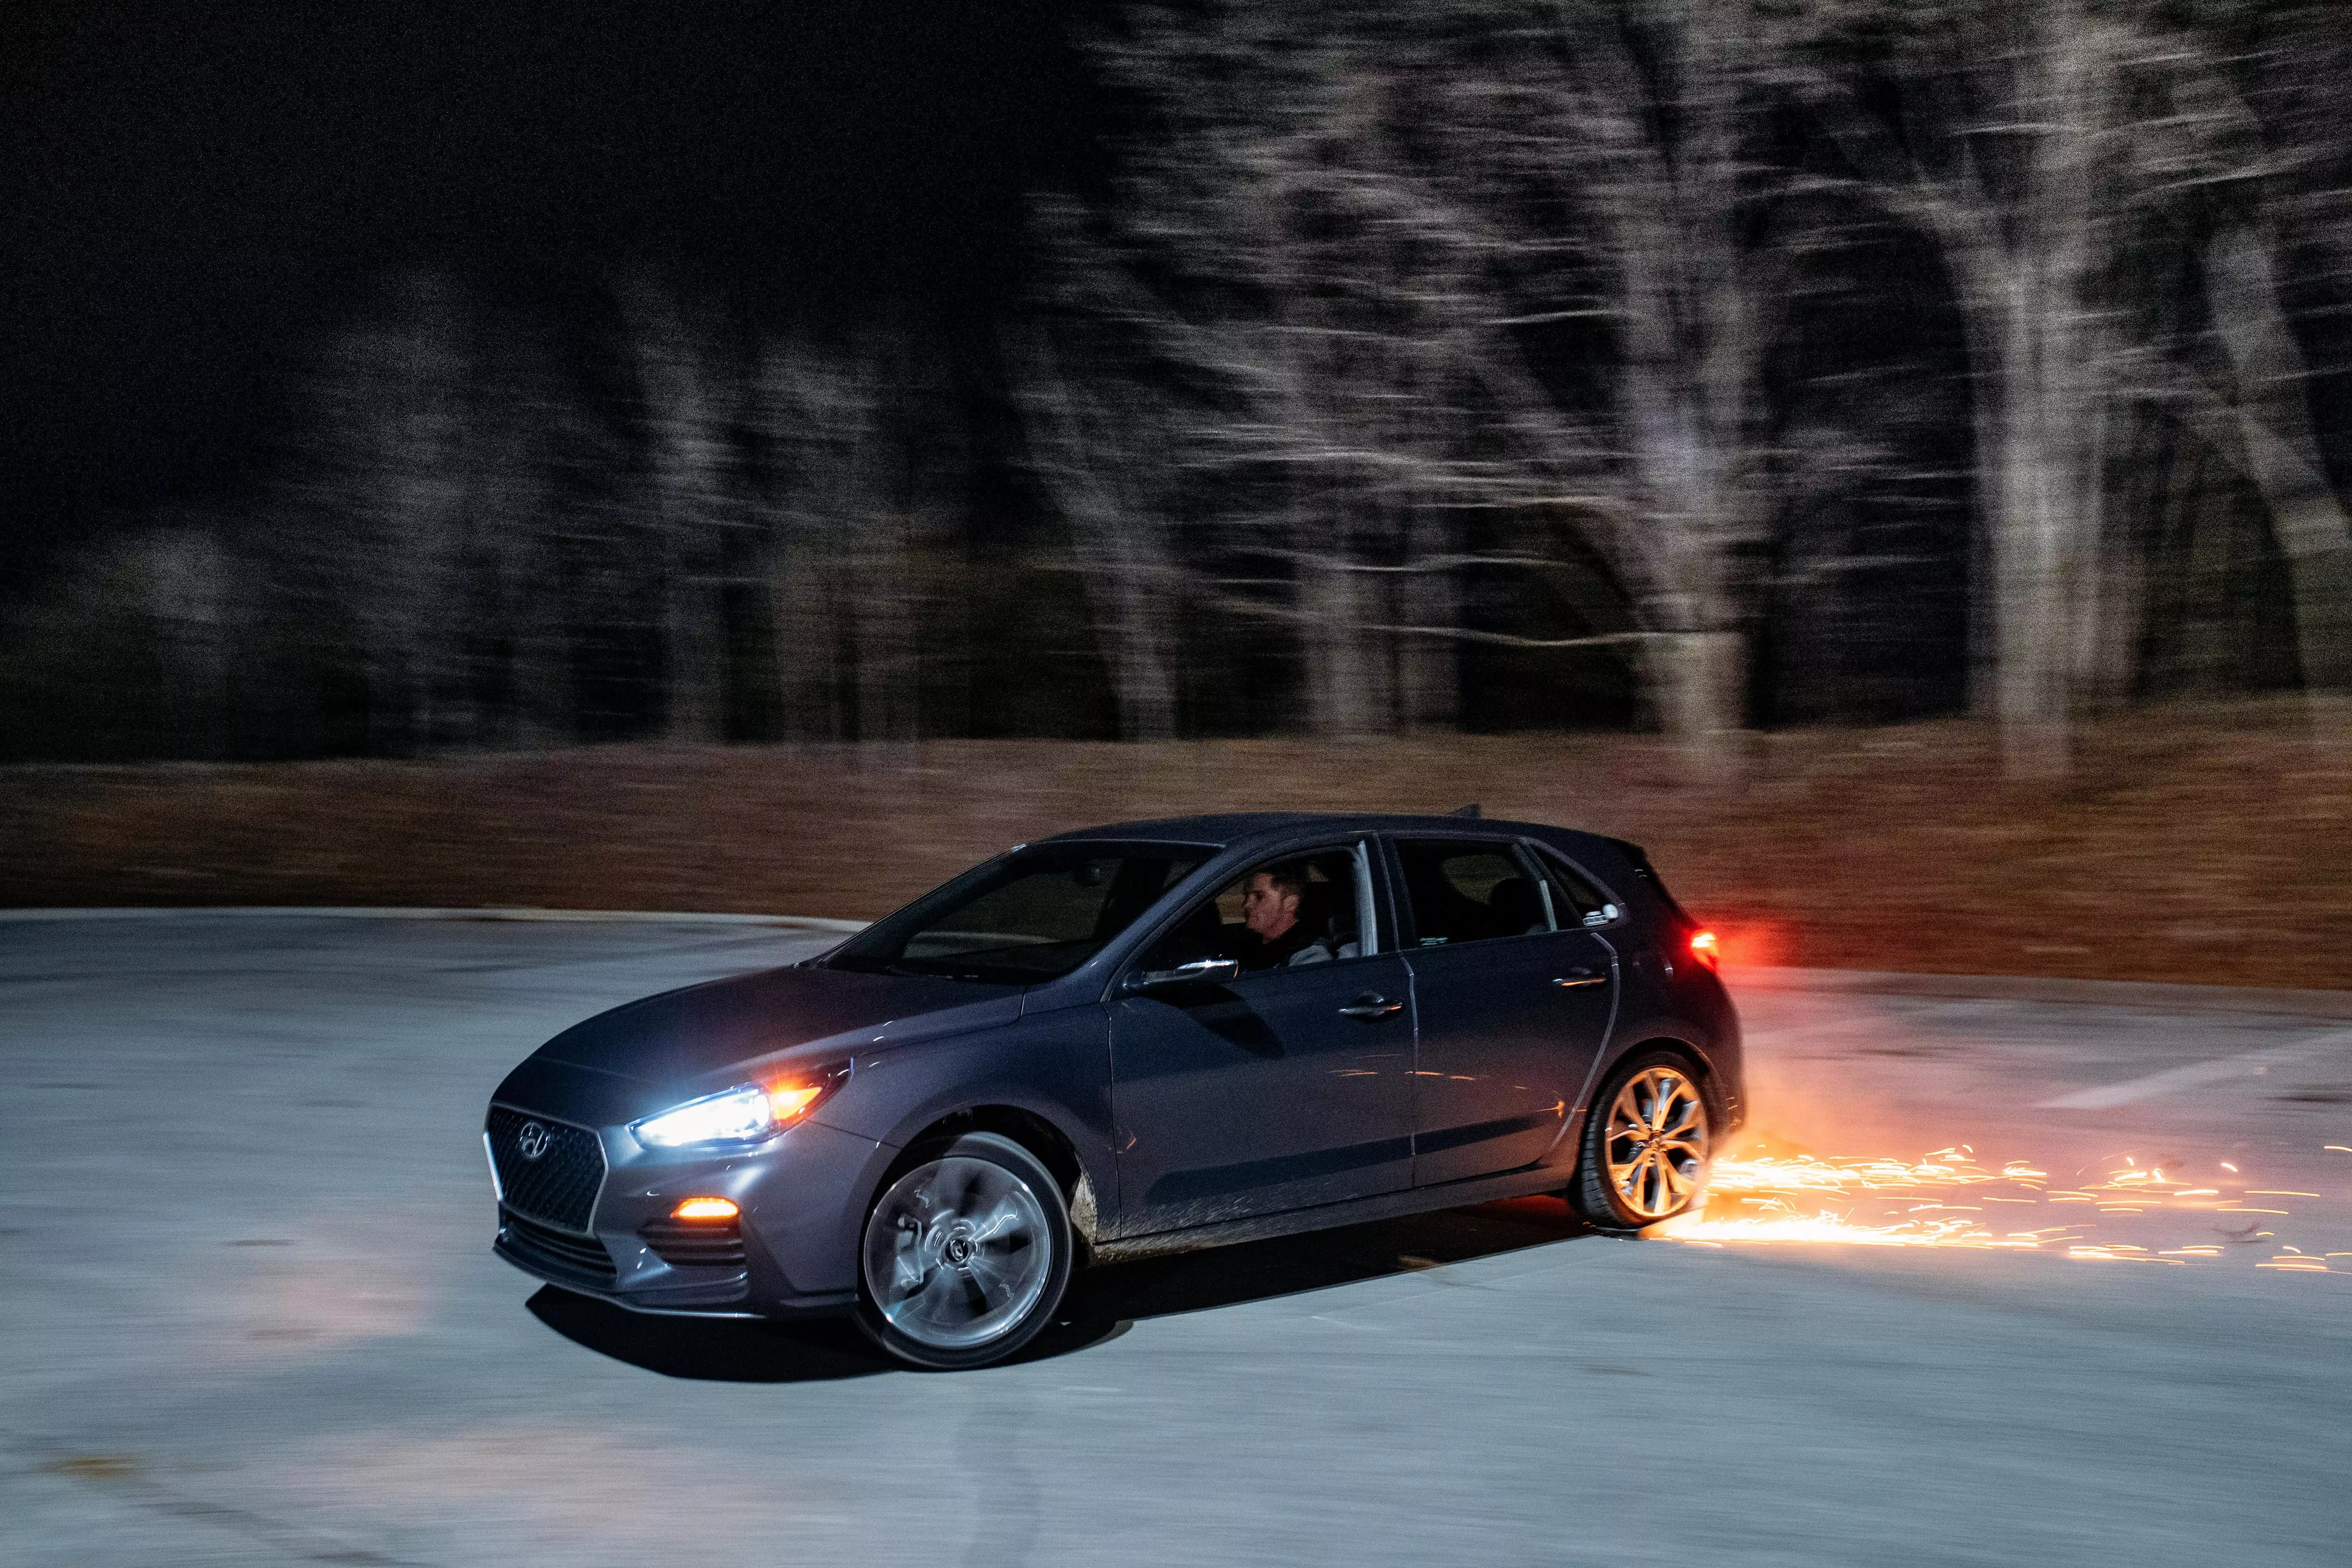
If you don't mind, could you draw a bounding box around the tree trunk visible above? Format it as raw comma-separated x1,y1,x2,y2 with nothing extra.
769,544,842,741
1302,544,1384,737
2001,270,2072,778
849,528,920,748
1620,353,1750,754
661,561,726,744
149,527,231,760
1647,629,1746,778
1097,534,1181,741
1394,501,1458,731
2206,225,2352,692
623,279,735,746
1957,238,2093,779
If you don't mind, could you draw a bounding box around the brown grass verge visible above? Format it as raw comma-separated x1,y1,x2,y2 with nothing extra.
4,696,2347,991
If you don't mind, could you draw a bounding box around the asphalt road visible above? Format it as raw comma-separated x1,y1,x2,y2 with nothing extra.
2,915,2347,1567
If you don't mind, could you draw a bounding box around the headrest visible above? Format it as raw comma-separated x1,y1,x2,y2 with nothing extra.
1487,876,1545,934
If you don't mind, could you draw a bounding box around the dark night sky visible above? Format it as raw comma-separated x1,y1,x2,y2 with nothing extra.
0,1,1094,587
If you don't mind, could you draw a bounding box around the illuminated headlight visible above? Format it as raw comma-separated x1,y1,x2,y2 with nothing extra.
629,1078,835,1150
632,1085,781,1149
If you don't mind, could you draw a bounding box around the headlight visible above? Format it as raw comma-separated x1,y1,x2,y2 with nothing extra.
629,1075,839,1150
633,1086,776,1148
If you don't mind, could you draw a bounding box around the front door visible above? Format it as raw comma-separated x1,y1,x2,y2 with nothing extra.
1107,846,1415,1235
1389,836,1617,1187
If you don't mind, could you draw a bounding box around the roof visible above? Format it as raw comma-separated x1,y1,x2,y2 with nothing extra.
1039,811,1595,852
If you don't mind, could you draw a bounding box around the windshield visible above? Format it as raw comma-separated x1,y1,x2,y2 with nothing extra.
828,843,1212,985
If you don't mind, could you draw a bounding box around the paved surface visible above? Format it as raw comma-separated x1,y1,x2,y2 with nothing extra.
2,916,2347,1567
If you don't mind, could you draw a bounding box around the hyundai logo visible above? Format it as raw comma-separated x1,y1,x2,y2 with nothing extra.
517,1121,552,1161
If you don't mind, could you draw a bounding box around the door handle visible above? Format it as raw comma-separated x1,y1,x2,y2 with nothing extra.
1553,969,1608,989
1337,993,1404,1019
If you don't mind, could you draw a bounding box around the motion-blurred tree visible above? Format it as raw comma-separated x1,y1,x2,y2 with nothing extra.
1011,199,1185,741
1424,0,1794,755
10,0,2352,765
756,316,963,746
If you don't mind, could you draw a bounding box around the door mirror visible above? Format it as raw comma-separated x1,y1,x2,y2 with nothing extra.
1126,956,1242,992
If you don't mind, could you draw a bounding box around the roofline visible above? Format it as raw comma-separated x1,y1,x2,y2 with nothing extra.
1036,811,1614,852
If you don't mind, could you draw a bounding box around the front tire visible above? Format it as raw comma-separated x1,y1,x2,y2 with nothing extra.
1571,1051,1712,1232
855,1131,1074,1370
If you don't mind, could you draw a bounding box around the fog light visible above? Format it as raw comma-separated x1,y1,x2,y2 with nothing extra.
672,1197,740,1221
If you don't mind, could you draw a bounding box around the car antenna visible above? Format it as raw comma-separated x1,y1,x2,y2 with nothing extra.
1447,803,1481,819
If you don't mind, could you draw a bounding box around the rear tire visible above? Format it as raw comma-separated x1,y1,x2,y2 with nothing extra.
854,1131,1074,1371
1571,1050,1712,1233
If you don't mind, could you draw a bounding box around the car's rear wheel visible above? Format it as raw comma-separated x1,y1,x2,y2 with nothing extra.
855,1131,1073,1370
1571,1051,1712,1232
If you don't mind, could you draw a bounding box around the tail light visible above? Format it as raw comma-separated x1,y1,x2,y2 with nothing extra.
1688,930,1720,970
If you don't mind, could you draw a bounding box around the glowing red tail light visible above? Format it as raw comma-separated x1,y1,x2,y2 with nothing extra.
1688,930,1720,970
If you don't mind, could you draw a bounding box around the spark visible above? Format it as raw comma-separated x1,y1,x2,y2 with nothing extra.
1649,1145,2332,1272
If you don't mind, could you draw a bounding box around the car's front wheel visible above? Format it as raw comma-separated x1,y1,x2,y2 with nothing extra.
1570,1051,1712,1232
855,1131,1073,1370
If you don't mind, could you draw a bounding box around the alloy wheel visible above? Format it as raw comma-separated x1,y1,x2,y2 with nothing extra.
1602,1065,1710,1222
862,1153,1055,1353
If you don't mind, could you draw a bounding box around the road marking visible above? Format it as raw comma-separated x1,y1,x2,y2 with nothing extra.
2036,1028,2352,1109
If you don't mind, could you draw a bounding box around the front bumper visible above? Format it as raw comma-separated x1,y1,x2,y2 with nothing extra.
485,1073,886,1318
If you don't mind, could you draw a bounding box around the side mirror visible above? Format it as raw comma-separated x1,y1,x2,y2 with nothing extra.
1126,956,1242,992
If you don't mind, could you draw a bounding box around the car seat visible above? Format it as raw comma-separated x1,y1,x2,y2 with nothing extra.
1486,876,1548,937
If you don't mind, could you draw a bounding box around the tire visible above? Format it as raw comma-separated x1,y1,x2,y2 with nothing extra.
1570,1049,1713,1233
854,1130,1075,1371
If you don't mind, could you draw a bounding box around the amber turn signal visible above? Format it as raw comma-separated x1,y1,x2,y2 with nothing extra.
671,1197,740,1222
767,1082,825,1120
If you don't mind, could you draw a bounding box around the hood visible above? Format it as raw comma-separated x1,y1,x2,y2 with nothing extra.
532,962,1024,1090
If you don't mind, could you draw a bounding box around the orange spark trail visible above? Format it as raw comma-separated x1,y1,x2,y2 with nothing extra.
1652,1146,2344,1272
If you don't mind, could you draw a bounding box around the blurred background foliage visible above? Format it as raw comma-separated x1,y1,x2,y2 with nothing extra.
2,0,2347,776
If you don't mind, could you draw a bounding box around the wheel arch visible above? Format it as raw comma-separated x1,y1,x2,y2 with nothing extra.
1603,1034,1729,1124
880,1102,1105,1248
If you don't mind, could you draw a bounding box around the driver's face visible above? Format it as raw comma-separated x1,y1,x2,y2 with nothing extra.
1242,873,1300,941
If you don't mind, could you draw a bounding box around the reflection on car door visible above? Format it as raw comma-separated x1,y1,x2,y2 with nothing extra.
1106,847,1413,1235
1389,836,1617,1187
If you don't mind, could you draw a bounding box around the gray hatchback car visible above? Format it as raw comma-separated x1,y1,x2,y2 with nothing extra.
485,813,1742,1368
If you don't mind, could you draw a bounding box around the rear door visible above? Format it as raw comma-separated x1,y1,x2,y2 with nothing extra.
1389,836,1617,1187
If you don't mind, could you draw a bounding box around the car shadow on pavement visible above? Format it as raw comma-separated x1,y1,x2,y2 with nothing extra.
1066,1194,1596,1328
526,1288,899,1381
526,1195,1596,1381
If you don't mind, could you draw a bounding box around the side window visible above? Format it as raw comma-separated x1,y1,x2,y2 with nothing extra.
1529,847,1622,928
1393,839,1553,947
1134,847,1370,975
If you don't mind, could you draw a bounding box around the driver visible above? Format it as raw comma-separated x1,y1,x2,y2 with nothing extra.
1236,862,1332,970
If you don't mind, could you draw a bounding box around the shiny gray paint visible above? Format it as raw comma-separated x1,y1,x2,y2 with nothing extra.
485,811,1744,1317
1108,952,1418,1235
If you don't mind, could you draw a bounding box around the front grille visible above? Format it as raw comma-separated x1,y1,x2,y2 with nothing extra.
640,1216,747,1269
499,1209,616,1285
486,1106,606,1231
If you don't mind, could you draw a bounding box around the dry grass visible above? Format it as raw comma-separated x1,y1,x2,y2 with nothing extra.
5,695,2349,991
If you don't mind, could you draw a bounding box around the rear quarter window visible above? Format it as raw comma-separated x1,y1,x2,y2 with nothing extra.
1528,845,1628,928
